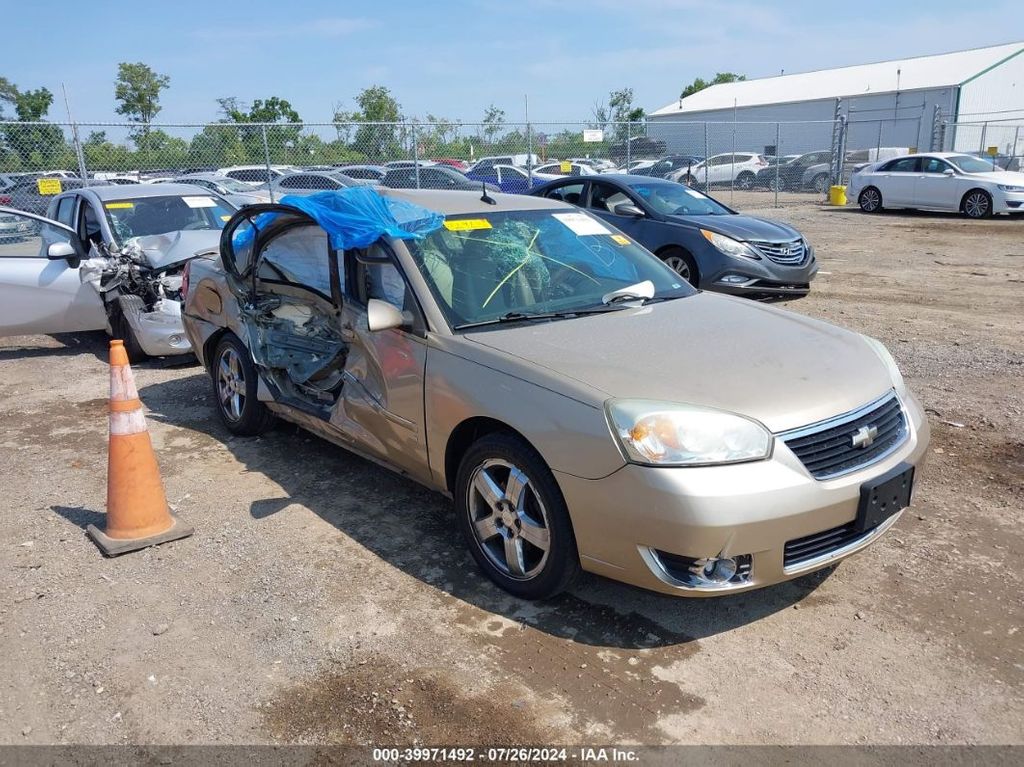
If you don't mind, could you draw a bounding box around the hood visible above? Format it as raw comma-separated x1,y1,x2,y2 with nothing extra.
124,229,223,270
465,293,894,433
963,169,1024,185
667,213,800,242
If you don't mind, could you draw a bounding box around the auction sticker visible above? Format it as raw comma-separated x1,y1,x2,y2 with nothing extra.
553,212,611,236
610,234,630,245
105,201,134,209
183,196,217,208
444,218,492,231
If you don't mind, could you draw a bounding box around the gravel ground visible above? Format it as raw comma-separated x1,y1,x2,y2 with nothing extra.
1,202,1021,747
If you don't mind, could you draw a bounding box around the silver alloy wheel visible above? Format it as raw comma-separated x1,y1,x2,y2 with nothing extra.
468,458,551,580
860,188,881,212
217,346,246,422
768,177,784,192
663,254,691,281
814,174,829,194
964,191,990,218
737,173,754,190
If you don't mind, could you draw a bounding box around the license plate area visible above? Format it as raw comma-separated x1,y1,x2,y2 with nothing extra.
857,462,914,532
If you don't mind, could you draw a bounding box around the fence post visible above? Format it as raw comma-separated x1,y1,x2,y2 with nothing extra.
774,122,780,208
60,85,89,184
413,122,421,189
261,125,274,203
703,123,709,188
626,120,632,168
1014,126,1021,166
526,119,533,184
979,121,988,153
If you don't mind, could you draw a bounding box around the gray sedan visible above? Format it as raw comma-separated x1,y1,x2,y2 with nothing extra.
168,173,272,207
180,188,928,600
268,170,363,198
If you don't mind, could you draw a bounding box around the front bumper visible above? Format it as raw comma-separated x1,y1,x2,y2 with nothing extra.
119,295,193,357
556,390,929,597
698,243,818,301
994,190,1024,213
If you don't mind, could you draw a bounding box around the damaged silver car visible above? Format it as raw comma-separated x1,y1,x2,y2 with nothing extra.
0,184,235,360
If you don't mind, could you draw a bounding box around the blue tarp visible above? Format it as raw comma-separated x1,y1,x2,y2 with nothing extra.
233,187,444,252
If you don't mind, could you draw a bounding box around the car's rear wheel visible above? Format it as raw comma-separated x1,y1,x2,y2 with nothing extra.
961,189,992,219
812,173,830,194
736,171,755,190
212,334,274,436
659,247,699,287
767,176,787,192
455,432,580,600
858,187,883,213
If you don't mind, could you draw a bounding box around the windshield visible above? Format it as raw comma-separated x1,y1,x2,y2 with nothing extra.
948,155,1002,173
214,178,257,193
405,210,694,329
631,183,731,216
104,194,234,241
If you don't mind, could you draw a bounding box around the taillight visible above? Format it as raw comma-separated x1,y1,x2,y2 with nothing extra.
0,194,11,205
181,261,191,301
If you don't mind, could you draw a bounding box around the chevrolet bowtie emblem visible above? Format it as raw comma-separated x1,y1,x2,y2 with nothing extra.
851,425,878,449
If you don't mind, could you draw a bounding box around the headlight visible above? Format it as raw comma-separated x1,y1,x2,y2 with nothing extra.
606,400,773,466
700,229,760,259
997,184,1024,192
860,335,905,392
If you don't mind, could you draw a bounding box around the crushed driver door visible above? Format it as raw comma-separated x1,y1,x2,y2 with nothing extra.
330,243,430,483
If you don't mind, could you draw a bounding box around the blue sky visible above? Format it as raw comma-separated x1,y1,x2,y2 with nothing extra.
3,0,1021,126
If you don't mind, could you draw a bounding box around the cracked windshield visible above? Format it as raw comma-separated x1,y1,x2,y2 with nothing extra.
406,209,694,328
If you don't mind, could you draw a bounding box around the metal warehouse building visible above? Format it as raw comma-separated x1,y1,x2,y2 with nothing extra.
646,42,1024,159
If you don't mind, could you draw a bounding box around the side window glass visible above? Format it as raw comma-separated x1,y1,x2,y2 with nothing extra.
258,225,333,296
279,176,301,189
589,183,630,213
0,216,70,258
545,182,585,205
55,196,75,227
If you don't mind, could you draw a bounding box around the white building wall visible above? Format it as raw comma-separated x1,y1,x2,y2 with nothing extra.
954,49,1024,154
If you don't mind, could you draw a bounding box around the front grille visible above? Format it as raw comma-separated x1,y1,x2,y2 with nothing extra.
784,521,864,567
750,238,806,265
782,392,907,479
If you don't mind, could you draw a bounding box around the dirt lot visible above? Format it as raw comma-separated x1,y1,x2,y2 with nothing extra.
1,202,1022,747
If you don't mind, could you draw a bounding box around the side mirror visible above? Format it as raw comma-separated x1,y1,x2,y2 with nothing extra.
366,298,406,332
943,168,956,177
47,241,77,260
613,202,645,217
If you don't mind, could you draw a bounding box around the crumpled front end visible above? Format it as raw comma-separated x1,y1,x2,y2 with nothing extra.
117,294,191,356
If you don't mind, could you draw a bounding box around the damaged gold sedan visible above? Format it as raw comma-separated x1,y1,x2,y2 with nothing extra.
181,187,928,599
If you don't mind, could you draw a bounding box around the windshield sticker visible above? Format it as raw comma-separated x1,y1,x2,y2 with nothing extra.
220,214,232,221
552,212,611,236
683,188,705,198
444,218,492,231
183,195,218,208
105,201,134,209
610,234,630,245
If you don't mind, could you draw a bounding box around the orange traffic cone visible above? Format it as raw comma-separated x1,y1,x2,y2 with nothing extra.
87,340,193,556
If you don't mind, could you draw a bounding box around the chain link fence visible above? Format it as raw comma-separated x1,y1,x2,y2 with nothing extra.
5,114,1013,213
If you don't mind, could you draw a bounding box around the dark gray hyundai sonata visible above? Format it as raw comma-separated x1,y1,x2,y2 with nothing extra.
530,174,818,300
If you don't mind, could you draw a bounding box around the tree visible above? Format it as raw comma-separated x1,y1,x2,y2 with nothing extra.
680,72,746,100
0,79,68,170
607,88,644,142
351,85,402,162
481,104,506,146
220,96,302,162
114,62,170,144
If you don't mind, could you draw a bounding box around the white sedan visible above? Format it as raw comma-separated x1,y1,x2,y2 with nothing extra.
848,152,1024,218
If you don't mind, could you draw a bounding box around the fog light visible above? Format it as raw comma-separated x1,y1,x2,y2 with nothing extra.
169,334,185,346
701,556,737,582
717,274,750,285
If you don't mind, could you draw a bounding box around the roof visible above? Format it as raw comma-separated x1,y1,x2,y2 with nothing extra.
81,183,224,200
380,188,568,214
651,42,1024,116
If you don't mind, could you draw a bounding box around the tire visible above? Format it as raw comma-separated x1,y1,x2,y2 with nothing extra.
211,333,274,436
736,172,755,190
111,310,148,364
659,247,699,287
858,187,883,213
961,189,993,219
767,176,787,193
455,432,580,600
812,173,829,194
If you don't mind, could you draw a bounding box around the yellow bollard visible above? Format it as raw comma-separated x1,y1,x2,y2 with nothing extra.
829,185,847,206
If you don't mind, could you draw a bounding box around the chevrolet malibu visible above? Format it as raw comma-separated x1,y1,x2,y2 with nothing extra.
182,187,929,599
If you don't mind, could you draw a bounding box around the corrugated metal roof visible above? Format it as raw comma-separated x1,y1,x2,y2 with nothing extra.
651,42,1024,116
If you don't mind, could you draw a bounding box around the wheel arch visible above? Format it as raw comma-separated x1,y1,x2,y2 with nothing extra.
444,416,539,496
654,244,700,284
960,187,992,212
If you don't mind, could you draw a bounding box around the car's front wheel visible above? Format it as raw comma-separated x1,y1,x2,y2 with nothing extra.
962,189,993,219
767,176,787,192
812,173,830,194
455,432,580,600
212,334,274,436
111,310,148,364
659,247,699,287
858,187,883,213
